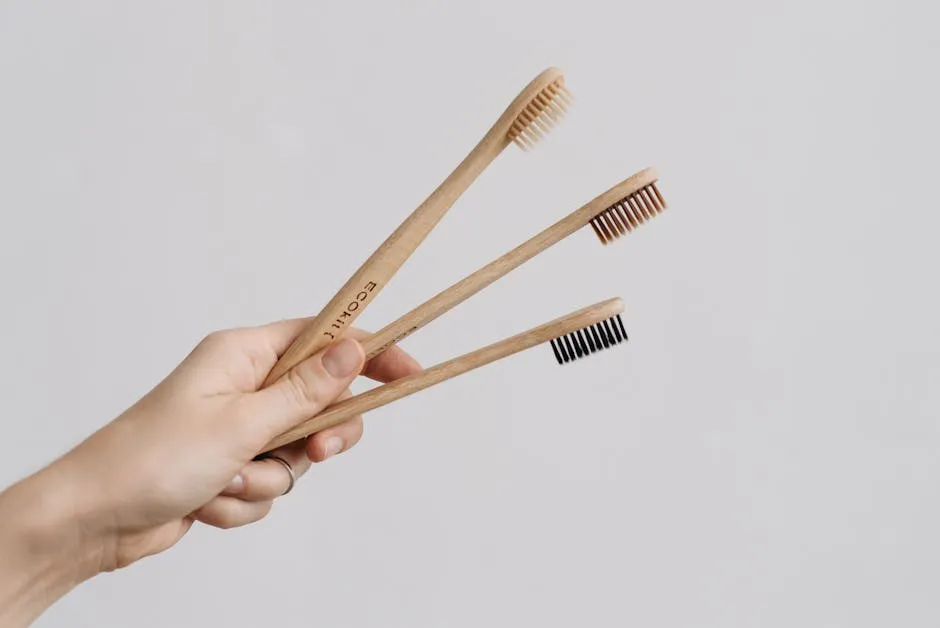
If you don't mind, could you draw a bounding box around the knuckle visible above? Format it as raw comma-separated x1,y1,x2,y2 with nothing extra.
350,416,364,440
283,362,325,409
333,415,363,438
199,329,241,355
342,419,364,449
203,329,231,346
196,504,238,530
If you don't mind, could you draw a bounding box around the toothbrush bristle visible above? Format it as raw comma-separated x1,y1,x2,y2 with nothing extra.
549,314,627,364
508,78,572,151
589,182,667,245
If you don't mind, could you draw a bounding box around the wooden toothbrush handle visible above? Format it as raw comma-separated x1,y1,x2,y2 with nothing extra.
262,68,571,386
262,135,508,387
263,298,624,452
359,168,662,360
358,187,613,360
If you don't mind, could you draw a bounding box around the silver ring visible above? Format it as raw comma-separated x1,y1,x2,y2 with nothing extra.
256,454,295,496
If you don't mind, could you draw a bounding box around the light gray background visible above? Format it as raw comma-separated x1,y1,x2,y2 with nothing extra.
1,1,938,626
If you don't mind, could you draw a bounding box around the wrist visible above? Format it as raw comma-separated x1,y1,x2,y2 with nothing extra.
0,462,104,626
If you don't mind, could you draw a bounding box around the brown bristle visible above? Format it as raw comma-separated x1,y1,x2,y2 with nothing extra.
508,78,572,150
589,182,667,245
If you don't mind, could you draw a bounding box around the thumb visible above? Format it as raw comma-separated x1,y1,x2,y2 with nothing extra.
244,338,365,441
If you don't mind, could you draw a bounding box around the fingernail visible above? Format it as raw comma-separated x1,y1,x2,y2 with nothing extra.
325,437,344,459
225,473,245,495
322,339,362,378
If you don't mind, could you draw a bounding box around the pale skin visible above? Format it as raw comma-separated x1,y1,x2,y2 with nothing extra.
0,319,422,627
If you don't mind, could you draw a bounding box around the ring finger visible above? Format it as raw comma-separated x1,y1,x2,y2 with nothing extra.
222,439,311,502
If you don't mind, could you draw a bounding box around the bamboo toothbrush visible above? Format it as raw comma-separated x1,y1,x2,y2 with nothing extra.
361,167,665,360
263,68,572,386
264,297,626,451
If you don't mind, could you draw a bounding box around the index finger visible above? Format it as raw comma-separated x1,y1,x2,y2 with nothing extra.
254,323,422,384
342,329,423,383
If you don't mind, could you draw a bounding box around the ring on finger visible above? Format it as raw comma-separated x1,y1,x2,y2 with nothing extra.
253,453,296,496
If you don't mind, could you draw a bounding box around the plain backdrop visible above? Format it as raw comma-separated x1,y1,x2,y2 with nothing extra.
1,1,938,626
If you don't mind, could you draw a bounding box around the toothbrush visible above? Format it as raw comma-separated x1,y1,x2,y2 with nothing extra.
264,297,626,451
263,68,572,386
360,167,665,360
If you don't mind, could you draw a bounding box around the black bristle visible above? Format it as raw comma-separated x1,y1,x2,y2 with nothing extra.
584,327,597,352
550,338,564,364
571,332,584,357
559,338,571,363
575,329,590,355
609,318,623,342
562,334,576,361
615,314,628,340
550,315,629,365
589,324,603,349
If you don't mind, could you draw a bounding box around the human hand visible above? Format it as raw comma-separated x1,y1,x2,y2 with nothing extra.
0,318,421,625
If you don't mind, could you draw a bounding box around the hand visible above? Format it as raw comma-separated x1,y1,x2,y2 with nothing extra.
0,319,421,627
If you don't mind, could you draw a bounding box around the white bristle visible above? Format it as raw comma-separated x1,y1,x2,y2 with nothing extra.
508,78,570,150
